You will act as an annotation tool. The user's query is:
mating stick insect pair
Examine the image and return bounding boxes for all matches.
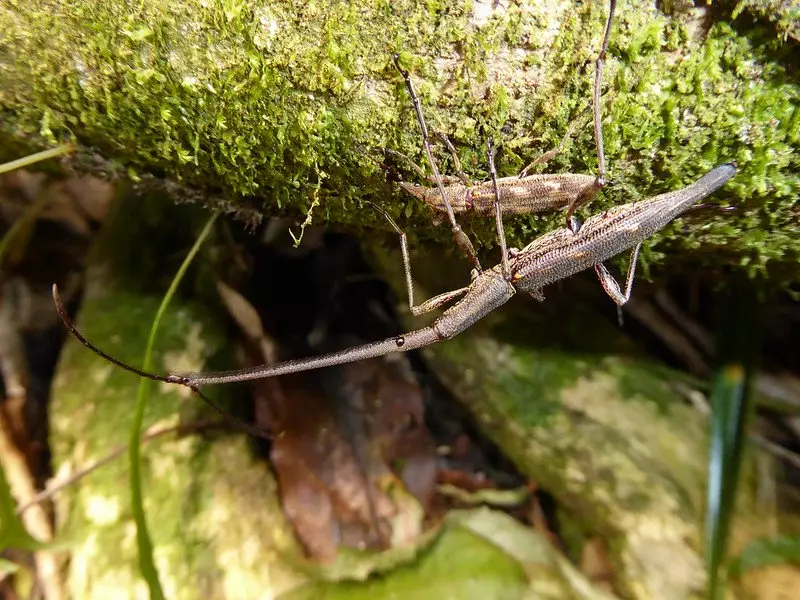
[52,0,736,431]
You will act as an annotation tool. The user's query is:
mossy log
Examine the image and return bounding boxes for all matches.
[364,238,800,600]
[1,1,798,281]
[418,308,793,600]
[46,193,305,597]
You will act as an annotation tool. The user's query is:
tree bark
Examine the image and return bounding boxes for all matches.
[1,0,797,277]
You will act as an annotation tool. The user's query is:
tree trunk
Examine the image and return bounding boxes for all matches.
[1,1,797,279]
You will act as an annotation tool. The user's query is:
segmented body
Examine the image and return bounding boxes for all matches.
[509,164,737,294]
[401,173,596,215]
[53,165,736,388]
[172,164,736,385]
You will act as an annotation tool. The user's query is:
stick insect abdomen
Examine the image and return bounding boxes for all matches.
[511,164,737,294]
[400,181,471,212]
[464,174,597,215]
[610,163,738,238]
[402,174,597,216]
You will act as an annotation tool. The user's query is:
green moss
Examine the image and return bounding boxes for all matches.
[422,329,715,599]
[50,284,305,598]
[1,1,797,282]
[606,358,693,413]
[733,0,800,41]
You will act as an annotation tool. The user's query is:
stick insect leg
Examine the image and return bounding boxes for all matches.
[518,106,591,178]
[369,203,469,316]
[564,0,616,228]
[593,241,642,306]
[487,139,511,280]
[434,132,472,186]
[383,147,462,185]
[394,55,482,271]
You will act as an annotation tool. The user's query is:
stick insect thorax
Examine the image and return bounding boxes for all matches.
[399,174,598,216]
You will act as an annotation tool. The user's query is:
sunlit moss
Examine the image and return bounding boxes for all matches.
[1,1,797,282]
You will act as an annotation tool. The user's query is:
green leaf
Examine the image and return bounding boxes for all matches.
[128,211,219,600]
[0,557,21,575]
[278,509,614,600]
[729,535,800,576]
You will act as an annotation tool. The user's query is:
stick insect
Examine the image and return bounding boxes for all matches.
[52,160,736,390]
[394,0,616,227]
[52,0,734,418]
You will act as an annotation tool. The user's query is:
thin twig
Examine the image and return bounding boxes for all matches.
[751,435,800,470]
[653,289,715,356]
[680,385,800,469]
[16,419,222,516]
[623,295,710,376]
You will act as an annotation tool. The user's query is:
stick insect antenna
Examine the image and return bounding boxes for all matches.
[52,284,274,441]
[565,0,617,226]
[593,0,615,188]
[393,54,482,272]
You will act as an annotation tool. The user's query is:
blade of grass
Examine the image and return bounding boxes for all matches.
[705,278,760,600]
[129,211,219,599]
[0,144,74,175]
[706,363,748,600]
[0,144,76,266]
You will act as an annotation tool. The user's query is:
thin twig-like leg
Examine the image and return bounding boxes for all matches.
[394,55,482,271]
[594,241,642,306]
[435,132,472,186]
[564,0,616,225]
[518,106,591,178]
[383,147,462,185]
[487,139,511,280]
[370,203,469,315]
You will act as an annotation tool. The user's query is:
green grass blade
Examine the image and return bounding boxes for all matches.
[706,364,748,599]
[705,279,760,600]
[0,144,74,175]
[129,211,219,599]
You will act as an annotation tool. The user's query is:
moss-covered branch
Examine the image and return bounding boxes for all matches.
[1,1,798,279]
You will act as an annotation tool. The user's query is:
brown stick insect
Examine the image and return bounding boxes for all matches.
[394,0,617,228]
[52,160,736,389]
[51,0,735,419]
